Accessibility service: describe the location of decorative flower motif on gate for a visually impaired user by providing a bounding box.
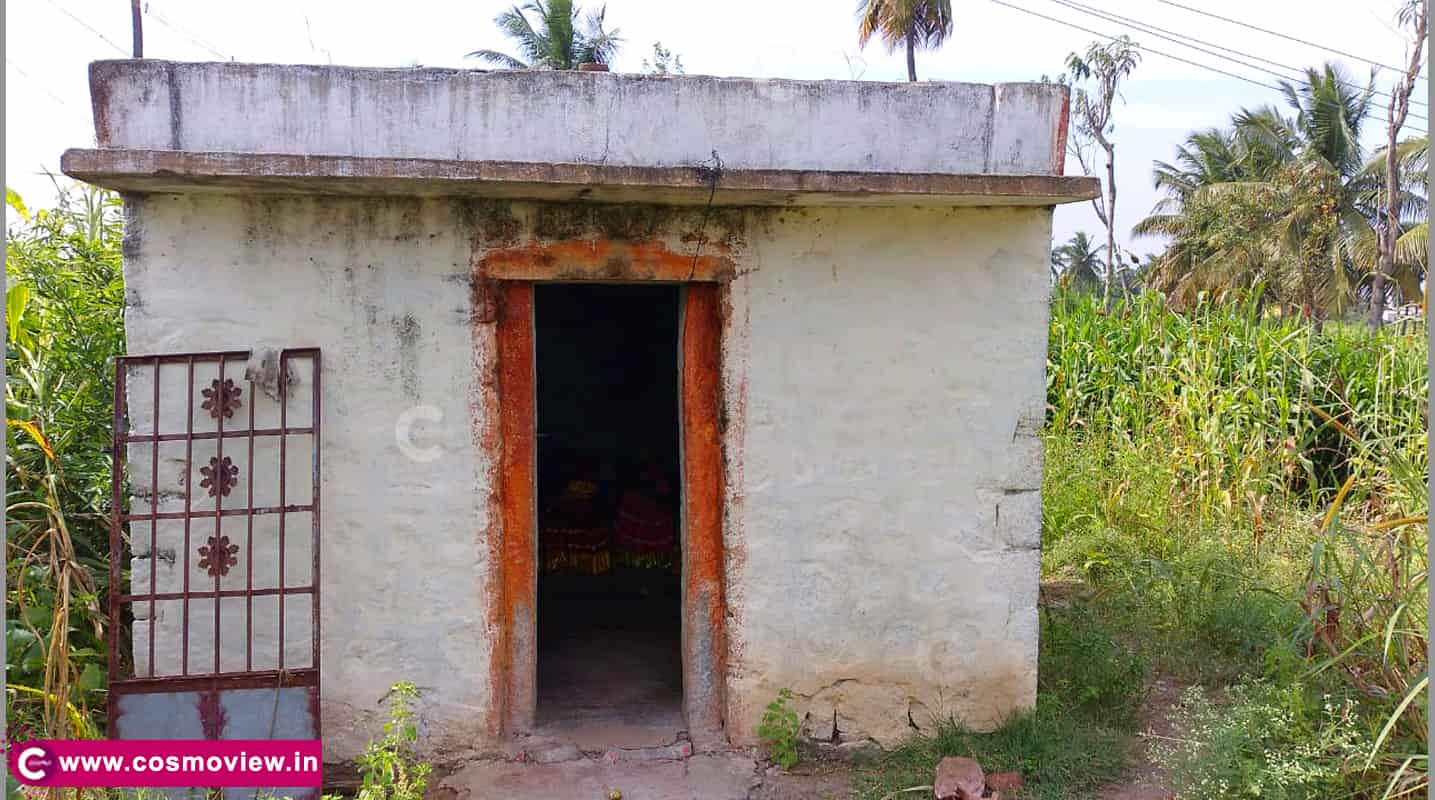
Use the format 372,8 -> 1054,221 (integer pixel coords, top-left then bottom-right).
201,378 -> 243,420
198,535 -> 240,578
199,456 -> 239,497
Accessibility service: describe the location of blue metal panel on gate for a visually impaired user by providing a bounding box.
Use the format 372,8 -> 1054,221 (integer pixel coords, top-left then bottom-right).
113,691 -> 206,739
219,687 -> 319,740
219,686 -> 320,800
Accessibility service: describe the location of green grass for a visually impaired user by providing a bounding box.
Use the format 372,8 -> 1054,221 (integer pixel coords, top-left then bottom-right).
1042,429 -> 1308,683
858,707 -> 1131,800
857,608 -> 1144,799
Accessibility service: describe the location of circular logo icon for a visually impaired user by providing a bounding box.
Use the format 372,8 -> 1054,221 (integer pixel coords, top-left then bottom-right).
14,742 -> 55,784
395,404 -> 445,463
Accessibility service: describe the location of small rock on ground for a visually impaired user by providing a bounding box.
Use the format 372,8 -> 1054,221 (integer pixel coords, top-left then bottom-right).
934,756 -> 984,800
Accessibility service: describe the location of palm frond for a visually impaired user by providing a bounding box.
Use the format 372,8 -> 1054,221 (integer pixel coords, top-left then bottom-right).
1395,222 -> 1428,267
1132,213 -> 1184,239
856,0 -> 953,52
495,4 -> 547,64
466,49 -> 530,68
1191,180 -> 1274,205
471,0 -> 620,70
577,4 -> 622,64
1344,222 -> 1381,273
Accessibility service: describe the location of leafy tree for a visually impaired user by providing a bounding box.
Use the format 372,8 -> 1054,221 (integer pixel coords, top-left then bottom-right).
1065,37 -> 1141,308
641,41 -> 684,75
467,0 -> 621,70
856,0 -> 954,82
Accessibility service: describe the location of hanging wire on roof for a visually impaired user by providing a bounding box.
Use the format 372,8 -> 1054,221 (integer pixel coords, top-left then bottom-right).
688,150 -> 725,283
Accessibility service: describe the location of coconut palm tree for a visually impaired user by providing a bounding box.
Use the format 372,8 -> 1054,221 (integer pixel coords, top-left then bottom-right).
1051,232 -> 1105,292
1135,111 -> 1297,304
468,0 -> 621,70
1135,63 -> 1388,319
856,0 -> 954,82
1279,64 -> 1376,176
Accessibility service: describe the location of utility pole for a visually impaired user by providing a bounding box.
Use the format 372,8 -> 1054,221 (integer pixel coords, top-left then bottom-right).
130,0 -> 143,58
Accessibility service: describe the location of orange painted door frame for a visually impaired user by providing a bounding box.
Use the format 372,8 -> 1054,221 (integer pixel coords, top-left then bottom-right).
493,280 -> 727,740
679,283 -> 728,741
495,281 -> 538,734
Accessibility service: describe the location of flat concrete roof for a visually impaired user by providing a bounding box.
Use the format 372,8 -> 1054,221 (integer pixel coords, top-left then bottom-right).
62,148 -> 1098,207
68,60 -> 1097,206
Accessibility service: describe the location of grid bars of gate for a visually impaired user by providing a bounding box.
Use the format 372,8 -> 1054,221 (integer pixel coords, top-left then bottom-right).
106,348 -> 321,723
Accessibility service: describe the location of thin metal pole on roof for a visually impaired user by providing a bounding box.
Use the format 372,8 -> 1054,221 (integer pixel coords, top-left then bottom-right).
130,0 -> 144,58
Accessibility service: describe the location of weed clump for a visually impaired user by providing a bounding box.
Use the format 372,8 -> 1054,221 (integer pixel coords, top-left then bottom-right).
354,682 -> 431,800
759,688 -> 801,769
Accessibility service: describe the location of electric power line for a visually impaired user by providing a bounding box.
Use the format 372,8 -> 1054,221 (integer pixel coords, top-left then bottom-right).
1042,0 -> 1427,121
988,0 -> 1427,130
990,0 -> 1284,89
41,0 -> 128,57
7,58 -> 69,107
146,6 -> 232,61
1155,0 -> 1428,81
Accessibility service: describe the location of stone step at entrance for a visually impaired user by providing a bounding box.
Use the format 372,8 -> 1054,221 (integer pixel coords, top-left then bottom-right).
434,751 -> 761,800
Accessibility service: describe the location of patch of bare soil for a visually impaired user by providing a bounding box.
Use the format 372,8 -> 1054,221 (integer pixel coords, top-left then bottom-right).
1105,675 -> 1184,800
747,745 -> 861,800
749,766 -> 858,800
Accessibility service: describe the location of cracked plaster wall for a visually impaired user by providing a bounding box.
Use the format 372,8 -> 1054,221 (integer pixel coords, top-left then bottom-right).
120,191 -> 1049,759
721,205 -> 1049,747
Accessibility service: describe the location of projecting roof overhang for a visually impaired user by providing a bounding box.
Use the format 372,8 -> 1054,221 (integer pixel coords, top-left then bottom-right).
62,149 -> 1098,207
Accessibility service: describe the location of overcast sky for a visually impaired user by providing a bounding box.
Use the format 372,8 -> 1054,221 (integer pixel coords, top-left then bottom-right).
5,0 -> 1427,257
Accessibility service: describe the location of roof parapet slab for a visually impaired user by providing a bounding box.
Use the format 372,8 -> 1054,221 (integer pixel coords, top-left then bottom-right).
83,60 -> 1072,178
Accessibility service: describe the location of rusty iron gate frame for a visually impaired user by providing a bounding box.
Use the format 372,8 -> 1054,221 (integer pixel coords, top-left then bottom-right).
107,348 -> 321,742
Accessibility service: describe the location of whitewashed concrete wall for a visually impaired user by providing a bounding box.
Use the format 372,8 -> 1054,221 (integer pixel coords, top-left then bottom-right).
721,206 -> 1048,747
122,194 -> 498,762
88,61 -> 1068,176
122,194 -> 1047,760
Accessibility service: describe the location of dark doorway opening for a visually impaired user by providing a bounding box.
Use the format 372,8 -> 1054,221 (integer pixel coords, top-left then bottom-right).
533,283 -> 684,747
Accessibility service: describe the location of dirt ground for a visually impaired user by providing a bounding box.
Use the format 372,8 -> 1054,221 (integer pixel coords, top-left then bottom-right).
748,766 -> 858,800
751,673 -> 1187,800
427,674 -> 1186,800
432,744 -> 863,800
1106,675 -> 1183,800
747,747 -> 860,800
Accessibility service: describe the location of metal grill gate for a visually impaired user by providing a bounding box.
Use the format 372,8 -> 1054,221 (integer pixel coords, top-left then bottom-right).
107,349 -> 320,777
